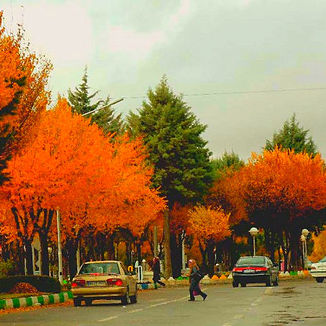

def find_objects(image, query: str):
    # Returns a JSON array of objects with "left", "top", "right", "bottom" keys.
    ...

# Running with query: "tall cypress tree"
[
  {"left": 265, "top": 114, "right": 317, "bottom": 155},
  {"left": 68, "top": 67, "right": 123, "bottom": 135},
  {"left": 68, "top": 67, "right": 100, "bottom": 115},
  {"left": 127, "top": 76, "right": 213, "bottom": 276}
]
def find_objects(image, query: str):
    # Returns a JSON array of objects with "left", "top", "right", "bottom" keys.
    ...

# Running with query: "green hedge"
[{"left": 0, "top": 275, "right": 61, "bottom": 293}]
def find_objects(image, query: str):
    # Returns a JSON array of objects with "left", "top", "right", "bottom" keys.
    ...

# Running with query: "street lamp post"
[
  {"left": 249, "top": 227, "right": 259, "bottom": 256},
  {"left": 301, "top": 229, "right": 309, "bottom": 270}
]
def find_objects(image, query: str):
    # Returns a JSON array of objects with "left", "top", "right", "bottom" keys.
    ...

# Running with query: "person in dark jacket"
[
  {"left": 188, "top": 259, "right": 207, "bottom": 301},
  {"left": 152, "top": 256, "right": 165, "bottom": 287}
]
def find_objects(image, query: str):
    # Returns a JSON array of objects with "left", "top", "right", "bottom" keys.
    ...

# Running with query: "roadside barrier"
[{"left": 0, "top": 291, "right": 73, "bottom": 310}]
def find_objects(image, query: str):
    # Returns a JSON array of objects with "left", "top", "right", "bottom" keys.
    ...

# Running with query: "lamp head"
[
  {"left": 302, "top": 229, "right": 309, "bottom": 237},
  {"left": 249, "top": 227, "right": 258, "bottom": 236}
]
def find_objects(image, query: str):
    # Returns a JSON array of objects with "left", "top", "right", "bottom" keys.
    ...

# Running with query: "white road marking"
[
  {"left": 128, "top": 308, "right": 144, "bottom": 313},
  {"left": 97, "top": 288, "right": 207, "bottom": 322},
  {"left": 264, "top": 287, "right": 273, "bottom": 295},
  {"left": 98, "top": 316, "right": 118, "bottom": 322}
]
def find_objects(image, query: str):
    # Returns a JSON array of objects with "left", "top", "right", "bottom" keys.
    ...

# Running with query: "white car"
[{"left": 310, "top": 256, "right": 326, "bottom": 283}]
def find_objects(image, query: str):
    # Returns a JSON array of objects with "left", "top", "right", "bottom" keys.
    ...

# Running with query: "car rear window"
[
  {"left": 79, "top": 262, "right": 120, "bottom": 275},
  {"left": 236, "top": 257, "right": 265, "bottom": 266}
]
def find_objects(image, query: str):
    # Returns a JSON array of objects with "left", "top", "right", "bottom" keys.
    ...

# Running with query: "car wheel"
[
  {"left": 240, "top": 282, "right": 246, "bottom": 287},
  {"left": 130, "top": 288, "right": 137, "bottom": 304},
  {"left": 121, "top": 288, "right": 130, "bottom": 305},
  {"left": 316, "top": 277, "right": 324, "bottom": 283},
  {"left": 266, "top": 276, "right": 272, "bottom": 287},
  {"left": 85, "top": 299, "right": 92, "bottom": 306},
  {"left": 73, "top": 298, "right": 81, "bottom": 307},
  {"left": 232, "top": 281, "right": 239, "bottom": 288}
]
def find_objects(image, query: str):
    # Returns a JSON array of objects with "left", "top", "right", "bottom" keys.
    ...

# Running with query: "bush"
[
  {"left": 0, "top": 260, "right": 16, "bottom": 277},
  {"left": 0, "top": 275, "right": 61, "bottom": 293}
]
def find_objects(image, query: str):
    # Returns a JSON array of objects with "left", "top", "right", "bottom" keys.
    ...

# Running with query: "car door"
[{"left": 120, "top": 262, "right": 137, "bottom": 295}]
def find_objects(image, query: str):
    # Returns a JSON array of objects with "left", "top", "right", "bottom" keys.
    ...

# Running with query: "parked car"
[
  {"left": 310, "top": 256, "right": 326, "bottom": 283},
  {"left": 232, "top": 256, "right": 279, "bottom": 287},
  {"left": 71, "top": 260, "right": 137, "bottom": 306}
]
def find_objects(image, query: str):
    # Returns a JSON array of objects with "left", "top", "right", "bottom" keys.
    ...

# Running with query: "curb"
[
  {"left": 137, "top": 283, "right": 157, "bottom": 290},
  {"left": 0, "top": 291, "right": 73, "bottom": 310}
]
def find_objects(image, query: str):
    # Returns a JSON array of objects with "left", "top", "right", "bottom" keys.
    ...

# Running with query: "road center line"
[
  {"left": 128, "top": 308, "right": 144, "bottom": 313},
  {"left": 98, "top": 316, "right": 118, "bottom": 322},
  {"left": 97, "top": 288, "right": 206, "bottom": 322}
]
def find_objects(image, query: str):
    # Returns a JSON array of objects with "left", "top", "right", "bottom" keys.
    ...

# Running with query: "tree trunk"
[
  {"left": 16, "top": 241, "right": 25, "bottom": 274},
  {"left": 126, "top": 241, "right": 131, "bottom": 266},
  {"left": 289, "top": 228, "right": 300, "bottom": 270},
  {"left": 24, "top": 241, "right": 33, "bottom": 275},
  {"left": 107, "top": 236, "right": 115, "bottom": 260},
  {"left": 170, "top": 233, "right": 182, "bottom": 278},
  {"left": 207, "top": 242, "right": 215, "bottom": 277},
  {"left": 136, "top": 242, "right": 142, "bottom": 264},
  {"left": 163, "top": 209, "right": 172, "bottom": 278},
  {"left": 199, "top": 241, "right": 206, "bottom": 265},
  {"left": 66, "top": 238, "right": 78, "bottom": 280},
  {"left": 39, "top": 232, "right": 49, "bottom": 275}
]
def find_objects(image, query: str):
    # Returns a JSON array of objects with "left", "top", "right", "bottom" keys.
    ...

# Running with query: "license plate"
[
  {"left": 244, "top": 269, "right": 255, "bottom": 273},
  {"left": 87, "top": 281, "right": 105, "bottom": 286}
]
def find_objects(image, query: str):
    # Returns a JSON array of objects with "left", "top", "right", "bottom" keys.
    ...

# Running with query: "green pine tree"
[
  {"left": 265, "top": 114, "right": 317, "bottom": 155},
  {"left": 91, "top": 96, "right": 124, "bottom": 135},
  {"left": 127, "top": 76, "right": 213, "bottom": 277},
  {"left": 211, "top": 151, "right": 244, "bottom": 181},
  {"left": 68, "top": 67, "right": 101, "bottom": 115},
  {"left": 68, "top": 67, "right": 123, "bottom": 135},
  {"left": 127, "top": 76, "right": 213, "bottom": 206}
]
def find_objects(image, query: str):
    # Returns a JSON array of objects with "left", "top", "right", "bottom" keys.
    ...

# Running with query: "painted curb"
[
  {"left": 0, "top": 291, "right": 73, "bottom": 310},
  {"left": 137, "top": 283, "right": 157, "bottom": 290}
]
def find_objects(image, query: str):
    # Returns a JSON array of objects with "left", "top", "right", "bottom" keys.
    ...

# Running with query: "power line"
[{"left": 121, "top": 86, "right": 326, "bottom": 100}]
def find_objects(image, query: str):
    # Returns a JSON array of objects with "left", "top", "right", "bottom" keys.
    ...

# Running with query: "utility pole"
[{"left": 57, "top": 210, "right": 63, "bottom": 284}]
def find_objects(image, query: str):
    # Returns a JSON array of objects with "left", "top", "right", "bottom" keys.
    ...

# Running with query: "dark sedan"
[{"left": 232, "top": 256, "right": 279, "bottom": 287}]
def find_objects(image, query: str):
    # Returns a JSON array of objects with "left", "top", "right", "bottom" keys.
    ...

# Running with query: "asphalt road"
[{"left": 1, "top": 279, "right": 326, "bottom": 326}]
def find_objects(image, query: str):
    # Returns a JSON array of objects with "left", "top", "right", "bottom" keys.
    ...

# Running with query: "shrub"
[
  {"left": 0, "top": 275, "right": 61, "bottom": 293},
  {"left": 0, "top": 260, "right": 16, "bottom": 277}
]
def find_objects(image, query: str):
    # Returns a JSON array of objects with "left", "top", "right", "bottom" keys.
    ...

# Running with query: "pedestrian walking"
[
  {"left": 152, "top": 256, "right": 165, "bottom": 287},
  {"left": 188, "top": 259, "right": 207, "bottom": 301}
]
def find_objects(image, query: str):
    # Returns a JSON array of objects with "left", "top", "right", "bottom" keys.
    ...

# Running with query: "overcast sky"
[{"left": 2, "top": 0, "right": 326, "bottom": 160}]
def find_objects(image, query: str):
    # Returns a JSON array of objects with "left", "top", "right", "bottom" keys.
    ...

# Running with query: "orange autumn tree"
[
  {"left": 309, "top": 228, "right": 326, "bottom": 262},
  {"left": 188, "top": 205, "right": 231, "bottom": 275},
  {"left": 231, "top": 148, "right": 326, "bottom": 270},
  {"left": 0, "top": 10, "right": 51, "bottom": 185},
  {"left": 1, "top": 99, "right": 165, "bottom": 275}
]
